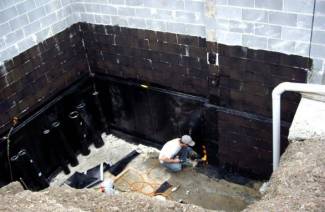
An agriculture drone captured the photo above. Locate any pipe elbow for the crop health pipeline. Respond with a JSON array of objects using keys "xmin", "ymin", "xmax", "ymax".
[
  {"xmin": 273, "ymin": 82, "xmax": 325, "ymax": 98},
  {"xmin": 272, "ymin": 82, "xmax": 291, "ymax": 98}
]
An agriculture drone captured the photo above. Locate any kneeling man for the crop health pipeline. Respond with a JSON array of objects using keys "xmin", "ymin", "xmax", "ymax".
[{"xmin": 159, "ymin": 135, "xmax": 196, "ymax": 172}]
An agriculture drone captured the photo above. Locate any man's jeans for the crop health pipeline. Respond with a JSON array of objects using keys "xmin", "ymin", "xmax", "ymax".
[{"xmin": 162, "ymin": 147, "xmax": 193, "ymax": 172}]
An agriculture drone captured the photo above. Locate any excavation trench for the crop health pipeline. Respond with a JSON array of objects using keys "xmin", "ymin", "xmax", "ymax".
[
  {"xmin": 0, "ymin": 23, "xmax": 310, "ymax": 211},
  {"xmin": 0, "ymin": 76, "xmax": 263, "ymax": 211}
]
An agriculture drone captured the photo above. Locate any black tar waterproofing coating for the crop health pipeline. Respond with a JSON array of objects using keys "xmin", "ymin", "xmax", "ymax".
[{"xmin": 0, "ymin": 75, "xmax": 281, "ymax": 189}]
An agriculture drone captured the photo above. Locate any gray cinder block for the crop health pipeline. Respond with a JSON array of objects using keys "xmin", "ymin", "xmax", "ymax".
[
  {"xmin": 72, "ymin": 3, "xmax": 86, "ymax": 13},
  {"xmin": 101, "ymin": 5, "xmax": 117, "ymax": 15},
  {"xmin": 28, "ymin": 7, "xmax": 47, "ymax": 22},
  {"xmin": 167, "ymin": 22, "xmax": 187, "ymax": 34},
  {"xmin": 57, "ymin": 6, "xmax": 72, "ymax": 20},
  {"xmin": 255, "ymin": 0, "xmax": 283, "ymax": 10},
  {"xmin": 185, "ymin": 24, "xmax": 205, "ymax": 37},
  {"xmin": 284, "ymin": 0, "xmax": 314, "ymax": 13},
  {"xmin": 217, "ymin": 30, "xmax": 242, "ymax": 46},
  {"xmin": 297, "ymin": 14, "xmax": 313, "ymax": 29},
  {"xmin": 312, "ymin": 31, "xmax": 325, "ymax": 45},
  {"xmin": 135, "ymin": 8, "xmax": 151, "ymax": 18},
  {"xmin": 40, "ymin": 13, "xmax": 58, "ymax": 28},
  {"xmin": 128, "ymin": 17, "xmax": 146, "ymax": 29},
  {"xmin": 269, "ymin": 11, "xmax": 297, "ymax": 27},
  {"xmin": 9, "ymin": 15, "xmax": 29, "ymax": 31},
  {"xmin": 4, "ymin": 29, "xmax": 24, "ymax": 44},
  {"xmin": 81, "ymin": 13, "xmax": 95, "ymax": 23},
  {"xmin": 35, "ymin": 27, "xmax": 52, "ymax": 42},
  {"xmin": 255, "ymin": 24, "xmax": 281, "ymax": 39},
  {"xmin": 145, "ymin": 0, "xmax": 184, "ymax": 10},
  {"xmin": 51, "ymin": 19, "xmax": 68, "ymax": 32},
  {"xmin": 0, "ymin": 23, "xmax": 11, "ymax": 36},
  {"xmin": 0, "ymin": 6, "xmax": 18, "ymax": 23},
  {"xmin": 229, "ymin": 0, "xmax": 254, "ymax": 8},
  {"xmin": 294, "ymin": 42, "xmax": 310, "ymax": 57},
  {"xmin": 242, "ymin": 9, "xmax": 267, "ymax": 23},
  {"xmin": 185, "ymin": 0, "xmax": 204, "ymax": 12},
  {"xmin": 311, "ymin": 44, "xmax": 325, "ymax": 58},
  {"xmin": 16, "ymin": 0, "xmax": 37, "ymax": 14},
  {"xmin": 23, "ymin": 21, "xmax": 41, "ymax": 36},
  {"xmin": 44, "ymin": 0, "xmax": 62, "ymax": 14},
  {"xmin": 146, "ymin": 20, "xmax": 167, "ymax": 31},
  {"xmin": 268, "ymin": 38, "xmax": 295, "ymax": 53},
  {"xmin": 216, "ymin": 6, "xmax": 242, "ymax": 20},
  {"xmin": 118, "ymin": 7, "xmax": 135, "ymax": 16},
  {"xmin": 314, "ymin": 15, "xmax": 325, "ymax": 31},
  {"xmin": 111, "ymin": 16, "xmax": 128, "ymax": 26},
  {"xmin": 110, "ymin": 0, "xmax": 126, "ymax": 5},
  {"xmin": 243, "ymin": 34, "xmax": 267, "ymax": 49},
  {"xmin": 175, "ymin": 11, "xmax": 196, "ymax": 23},
  {"xmin": 282, "ymin": 27, "xmax": 311, "ymax": 42},
  {"xmin": 229, "ymin": 20, "xmax": 254, "ymax": 33},
  {"xmin": 316, "ymin": 0, "xmax": 325, "ymax": 16},
  {"xmin": 126, "ymin": 0, "xmax": 144, "ymax": 6},
  {"xmin": 17, "ymin": 36, "xmax": 37, "ymax": 52}
]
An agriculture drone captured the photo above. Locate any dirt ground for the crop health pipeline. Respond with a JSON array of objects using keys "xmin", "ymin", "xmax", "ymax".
[
  {"xmin": 0, "ymin": 182, "xmax": 212, "ymax": 212},
  {"xmin": 245, "ymin": 139, "xmax": 325, "ymax": 212}
]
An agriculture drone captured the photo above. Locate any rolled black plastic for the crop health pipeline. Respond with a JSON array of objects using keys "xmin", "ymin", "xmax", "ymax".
[
  {"xmin": 68, "ymin": 111, "xmax": 90, "ymax": 155},
  {"xmin": 76, "ymin": 102, "xmax": 104, "ymax": 148},
  {"xmin": 108, "ymin": 150, "xmax": 139, "ymax": 176}
]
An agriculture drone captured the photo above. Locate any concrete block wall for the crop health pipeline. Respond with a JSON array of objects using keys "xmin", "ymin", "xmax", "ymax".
[
  {"xmin": 72, "ymin": 0, "xmax": 325, "ymax": 83},
  {"xmin": 0, "ymin": 0, "xmax": 78, "ymax": 63},
  {"xmin": 0, "ymin": 0, "xmax": 324, "ymax": 83},
  {"xmin": 211, "ymin": 0, "xmax": 325, "ymax": 83},
  {"xmin": 72, "ymin": 0, "xmax": 206, "ymax": 36},
  {"xmin": 0, "ymin": 0, "xmax": 206, "ymax": 62},
  {"xmin": 0, "ymin": 24, "xmax": 88, "ymax": 132}
]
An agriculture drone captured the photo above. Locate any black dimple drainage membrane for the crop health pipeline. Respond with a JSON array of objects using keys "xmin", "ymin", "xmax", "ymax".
[
  {"xmin": 0, "ymin": 75, "xmax": 269, "ymax": 190},
  {"xmin": 0, "ymin": 78, "xmax": 108, "ymax": 190}
]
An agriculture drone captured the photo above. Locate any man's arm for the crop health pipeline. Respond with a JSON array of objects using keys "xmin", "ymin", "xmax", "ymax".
[{"xmin": 159, "ymin": 156, "xmax": 180, "ymax": 163}]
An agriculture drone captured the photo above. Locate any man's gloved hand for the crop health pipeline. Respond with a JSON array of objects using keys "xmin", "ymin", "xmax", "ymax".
[{"xmin": 189, "ymin": 151, "xmax": 200, "ymax": 160}]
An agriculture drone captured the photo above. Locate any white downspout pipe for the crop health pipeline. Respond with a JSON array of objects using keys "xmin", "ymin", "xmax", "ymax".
[{"xmin": 272, "ymin": 82, "xmax": 325, "ymax": 171}]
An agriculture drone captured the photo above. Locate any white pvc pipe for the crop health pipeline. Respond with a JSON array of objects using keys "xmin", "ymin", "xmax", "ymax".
[{"xmin": 272, "ymin": 82, "xmax": 325, "ymax": 171}]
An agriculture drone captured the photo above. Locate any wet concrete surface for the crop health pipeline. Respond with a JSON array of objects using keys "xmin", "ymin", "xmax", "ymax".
[{"xmin": 52, "ymin": 134, "xmax": 261, "ymax": 211}]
